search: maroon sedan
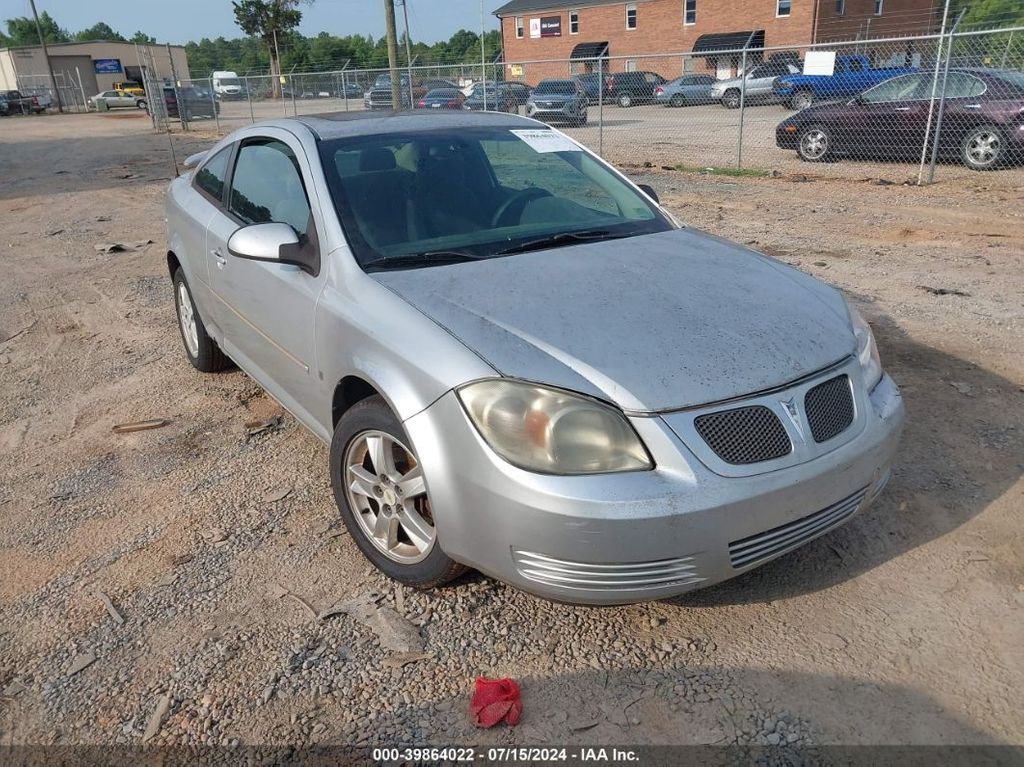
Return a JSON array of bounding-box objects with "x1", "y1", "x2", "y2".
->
[{"x1": 776, "y1": 68, "x2": 1024, "y2": 170}]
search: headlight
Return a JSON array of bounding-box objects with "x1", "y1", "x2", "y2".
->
[
  {"x1": 846, "y1": 301, "x2": 883, "y2": 390},
  {"x1": 457, "y1": 380, "x2": 652, "y2": 475}
]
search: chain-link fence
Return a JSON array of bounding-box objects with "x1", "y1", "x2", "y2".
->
[
  {"x1": 14, "y1": 72, "x2": 91, "y2": 113},
  {"x1": 160, "y1": 25, "x2": 1023, "y2": 183}
]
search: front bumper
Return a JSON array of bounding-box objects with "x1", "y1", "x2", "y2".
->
[
  {"x1": 527, "y1": 102, "x2": 578, "y2": 120},
  {"x1": 404, "y1": 372, "x2": 904, "y2": 605}
]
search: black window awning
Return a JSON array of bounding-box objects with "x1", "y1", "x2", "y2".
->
[
  {"x1": 570, "y1": 41, "x2": 609, "y2": 59},
  {"x1": 692, "y1": 30, "x2": 764, "y2": 55}
]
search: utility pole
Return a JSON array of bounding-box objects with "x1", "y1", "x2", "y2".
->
[
  {"x1": 480, "y1": 0, "x2": 487, "y2": 110},
  {"x1": 399, "y1": 0, "x2": 415, "y2": 109},
  {"x1": 28, "y1": 0, "x2": 63, "y2": 113},
  {"x1": 384, "y1": 0, "x2": 402, "y2": 109}
]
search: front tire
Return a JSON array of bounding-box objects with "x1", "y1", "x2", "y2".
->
[
  {"x1": 617, "y1": 92, "x2": 632, "y2": 108},
  {"x1": 172, "y1": 269, "x2": 229, "y2": 372},
  {"x1": 798, "y1": 125, "x2": 833, "y2": 162},
  {"x1": 790, "y1": 90, "x2": 813, "y2": 111},
  {"x1": 330, "y1": 396, "x2": 466, "y2": 589},
  {"x1": 669, "y1": 94, "x2": 684, "y2": 107},
  {"x1": 961, "y1": 125, "x2": 1005, "y2": 171},
  {"x1": 722, "y1": 89, "x2": 741, "y2": 109}
]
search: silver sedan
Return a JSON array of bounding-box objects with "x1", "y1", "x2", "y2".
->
[{"x1": 165, "y1": 111, "x2": 904, "y2": 604}]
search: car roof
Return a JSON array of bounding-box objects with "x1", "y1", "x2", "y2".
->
[{"x1": 291, "y1": 110, "x2": 539, "y2": 140}]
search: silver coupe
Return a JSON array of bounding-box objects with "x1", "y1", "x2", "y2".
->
[{"x1": 165, "y1": 111, "x2": 904, "y2": 604}]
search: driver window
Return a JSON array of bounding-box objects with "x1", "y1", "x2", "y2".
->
[
  {"x1": 862, "y1": 74, "x2": 926, "y2": 103},
  {"x1": 229, "y1": 138, "x2": 311, "y2": 236}
]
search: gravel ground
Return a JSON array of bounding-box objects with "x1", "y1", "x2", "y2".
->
[{"x1": 0, "y1": 111, "x2": 1022, "y2": 750}]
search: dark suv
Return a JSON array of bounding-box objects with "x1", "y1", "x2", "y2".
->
[{"x1": 608, "y1": 71, "x2": 666, "y2": 107}]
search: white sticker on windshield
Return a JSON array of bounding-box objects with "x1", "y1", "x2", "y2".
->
[{"x1": 510, "y1": 129, "x2": 582, "y2": 154}]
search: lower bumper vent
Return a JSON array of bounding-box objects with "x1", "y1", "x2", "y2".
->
[
  {"x1": 512, "y1": 550, "x2": 704, "y2": 592},
  {"x1": 728, "y1": 486, "x2": 868, "y2": 569}
]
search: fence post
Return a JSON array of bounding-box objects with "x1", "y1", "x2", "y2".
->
[
  {"x1": 927, "y1": 11, "x2": 966, "y2": 184},
  {"x1": 597, "y1": 56, "x2": 604, "y2": 157},
  {"x1": 342, "y1": 67, "x2": 350, "y2": 111},
  {"x1": 246, "y1": 76, "x2": 255, "y2": 123},
  {"x1": 210, "y1": 77, "x2": 221, "y2": 132},
  {"x1": 166, "y1": 43, "x2": 187, "y2": 132},
  {"x1": 1000, "y1": 30, "x2": 1014, "y2": 68},
  {"x1": 736, "y1": 31, "x2": 756, "y2": 169},
  {"x1": 917, "y1": 0, "x2": 951, "y2": 185}
]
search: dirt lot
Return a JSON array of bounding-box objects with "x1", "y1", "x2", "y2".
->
[{"x1": 0, "y1": 111, "x2": 1022, "y2": 749}]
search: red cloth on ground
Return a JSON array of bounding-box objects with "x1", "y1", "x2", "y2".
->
[{"x1": 469, "y1": 677, "x2": 522, "y2": 727}]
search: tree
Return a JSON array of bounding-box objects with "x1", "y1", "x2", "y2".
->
[
  {"x1": 232, "y1": 0, "x2": 307, "y2": 96},
  {"x1": 4, "y1": 11, "x2": 69, "y2": 46},
  {"x1": 73, "y1": 22, "x2": 126, "y2": 42},
  {"x1": 130, "y1": 31, "x2": 157, "y2": 44}
]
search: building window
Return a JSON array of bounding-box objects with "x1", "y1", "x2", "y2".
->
[
  {"x1": 625, "y1": 59, "x2": 637, "y2": 71},
  {"x1": 684, "y1": 0, "x2": 696, "y2": 25},
  {"x1": 570, "y1": 9, "x2": 579, "y2": 34},
  {"x1": 874, "y1": 0, "x2": 883, "y2": 14},
  {"x1": 625, "y1": 3, "x2": 637, "y2": 30},
  {"x1": 835, "y1": 0, "x2": 845, "y2": 14},
  {"x1": 515, "y1": 16, "x2": 524, "y2": 38},
  {"x1": 776, "y1": 0, "x2": 791, "y2": 17}
]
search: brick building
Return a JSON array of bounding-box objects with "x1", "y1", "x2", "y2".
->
[{"x1": 494, "y1": 0, "x2": 939, "y2": 81}]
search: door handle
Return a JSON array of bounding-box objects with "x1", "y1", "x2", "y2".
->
[
  {"x1": 211, "y1": 248, "x2": 226, "y2": 268},
  {"x1": 893, "y1": 107, "x2": 912, "y2": 112},
  {"x1": 964, "y1": 103, "x2": 981, "y2": 109}
]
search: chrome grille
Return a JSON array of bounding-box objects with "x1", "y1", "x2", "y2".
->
[
  {"x1": 694, "y1": 406, "x2": 791, "y2": 465},
  {"x1": 512, "y1": 550, "x2": 704, "y2": 592},
  {"x1": 804, "y1": 375, "x2": 855, "y2": 443},
  {"x1": 728, "y1": 486, "x2": 868, "y2": 569}
]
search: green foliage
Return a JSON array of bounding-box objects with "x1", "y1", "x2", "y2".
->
[
  {"x1": 950, "y1": 0, "x2": 1024, "y2": 29},
  {"x1": 4, "y1": 11, "x2": 69, "y2": 46},
  {"x1": 130, "y1": 31, "x2": 157, "y2": 44},
  {"x1": 73, "y1": 22, "x2": 126, "y2": 42}
]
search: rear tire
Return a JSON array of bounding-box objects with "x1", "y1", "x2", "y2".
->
[
  {"x1": 330, "y1": 395, "x2": 466, "y2": 589},
  {"x1": 669, "y1": 94, "x2": 684, "y2": 107},
  {"x1": 961, "y1": 124, "x2": 1005, "y2": 171},
  {"x1": 617, "y1": 92, "x2": 632, "y2": 108},
  {"x1": 172, "y1": 269, "x2": 229, "y2": 372},
  {"x1": 722, "y1": 89, "x2": 741, "y2": 109}
]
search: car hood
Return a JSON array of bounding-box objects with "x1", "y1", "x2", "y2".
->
[
  {"x1": 373, "y1": 229, "x2": 854, "y2": 413},
  {"x1": 530, "y1": 93, "x2": 574, "y2": 102}
]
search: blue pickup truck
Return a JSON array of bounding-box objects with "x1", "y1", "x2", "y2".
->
[{"x1": 772, "y1": 54, "x2": 917, "y2": 110}]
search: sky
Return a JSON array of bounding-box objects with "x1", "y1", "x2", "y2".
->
[{"x1": 0, "y1": 0, "x2": 501, "y2": 46}]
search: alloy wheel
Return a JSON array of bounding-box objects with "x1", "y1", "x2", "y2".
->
[
  {"x1": 343, "y1": 429, "x2": 435, "y2": 564},
  {"x1": 792, "y1": 91, "x2": 812, "y2": 111},
  {"x1": 964, "y1": 128, "x2": 1001, "y2": 169},
  {"x1": 176, "y1": 282, "x2": 199, "y2": 358},
  {"x1": 800, "y1": 128, "x2": 829, "y2": 161}
]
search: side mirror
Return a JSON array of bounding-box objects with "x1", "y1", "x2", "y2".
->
[
  {"x1": 227, "y1": 222, "x2": 299, "y2": 263},
  {"x1": 637, "y1": 183, "x2": 660, "y2": 204}
]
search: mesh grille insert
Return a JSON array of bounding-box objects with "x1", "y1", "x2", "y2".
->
[
  {"x1": 694, "y1": 406, "x2": 791, "y2": 465},
  {"x1": 804, "y1": 375, "x2": 855, "y2": 443}
]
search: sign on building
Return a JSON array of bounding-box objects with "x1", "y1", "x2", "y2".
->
[
  {"x1": 529, "y1": 18, "x2": 541, "y2": 38},
  {"x1": 93, "y1": 58, "x2": 123, "y2": 74},
  {"x1": 540, "y1": 16, "x2": 562, "y2": 37}
]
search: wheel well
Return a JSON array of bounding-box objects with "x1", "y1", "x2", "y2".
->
[
  {"x1": 332, "y1": 376, "x2": 381, "y2": 427},
  {"x1": 167, "y1": 251, "x2": 181, "y2": 280}
]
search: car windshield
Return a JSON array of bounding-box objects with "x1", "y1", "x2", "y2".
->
[
  {"x1": 319, "y1": 126, "x2": 673, "y2": 269},
  {"x1": 535, "y1": 81, "x2": 575, "y2": 94},
  {"x1": 426, "y1": 89, "x2": 460, "y2": 98}
]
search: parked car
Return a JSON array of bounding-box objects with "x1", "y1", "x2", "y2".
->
[
  {"x1": 526, "y1": 79, "x2": 588, "y2": 125},
  {"x1": 608, "y1": 71, "x2": 666, "y2": 107},
  {"x1": 0, "y1": 93, "x2": 9, "y2": 116},
  {"x1": 463, "y1": 83, "x2": 518, "y2": 113},
  {"x1": 773, "y1": 53, "x2": 918, "y2": 111},
  {"x1": 418, "y1": 88, "x2": 465, "y2": 109},
  {"x1": 571, "y1": 73, "x2": 605, "y2": 104},
  {"x1": 776, "y1": 68, "x2": 1024, "y2": 170},
  {"x1": 500, "y1": 81, "x2": 533, "y2": 107},
  {"x1": 113, "y1": 80, "x2": 145, "y2": 97},
  {"x1": 0, "y1": 89, "x2": 45, "y2": 114},
  {"x1": 166, "y1": 111, "x2": 903, "y2": 604},
  {"x1": 163, "y1": 86, "x2": 219, "y2": 120},
  {"x1": 655, "y1": 74, "x2": 716, "y2": 107},
  {"x1": 367, "y1": 73, "x2": 426, "y2": 110},
  {"x1": 90, "y1": 89, "x2": 147, "y2": 110},
  {"x1": 711, "y1": 61, "x2": 802, "y2": 108},
  {"x1": 421, "y1": 79, "x2": 460, "y2": 92},
  {"x1": 337, "y1": 81, "x2": 364, "y2": 99}
]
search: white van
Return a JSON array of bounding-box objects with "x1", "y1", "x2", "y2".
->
[{"x1": 211, "y1": 71, "x2": 244, "y2": 100}]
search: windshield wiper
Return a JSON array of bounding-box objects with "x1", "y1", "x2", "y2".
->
[
  {"x1": 361, "y1": 251, "x2": 486, "y2": 271},
  {"x1": 496, "y1": 229, "x2": 635, "y2": 256}
]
